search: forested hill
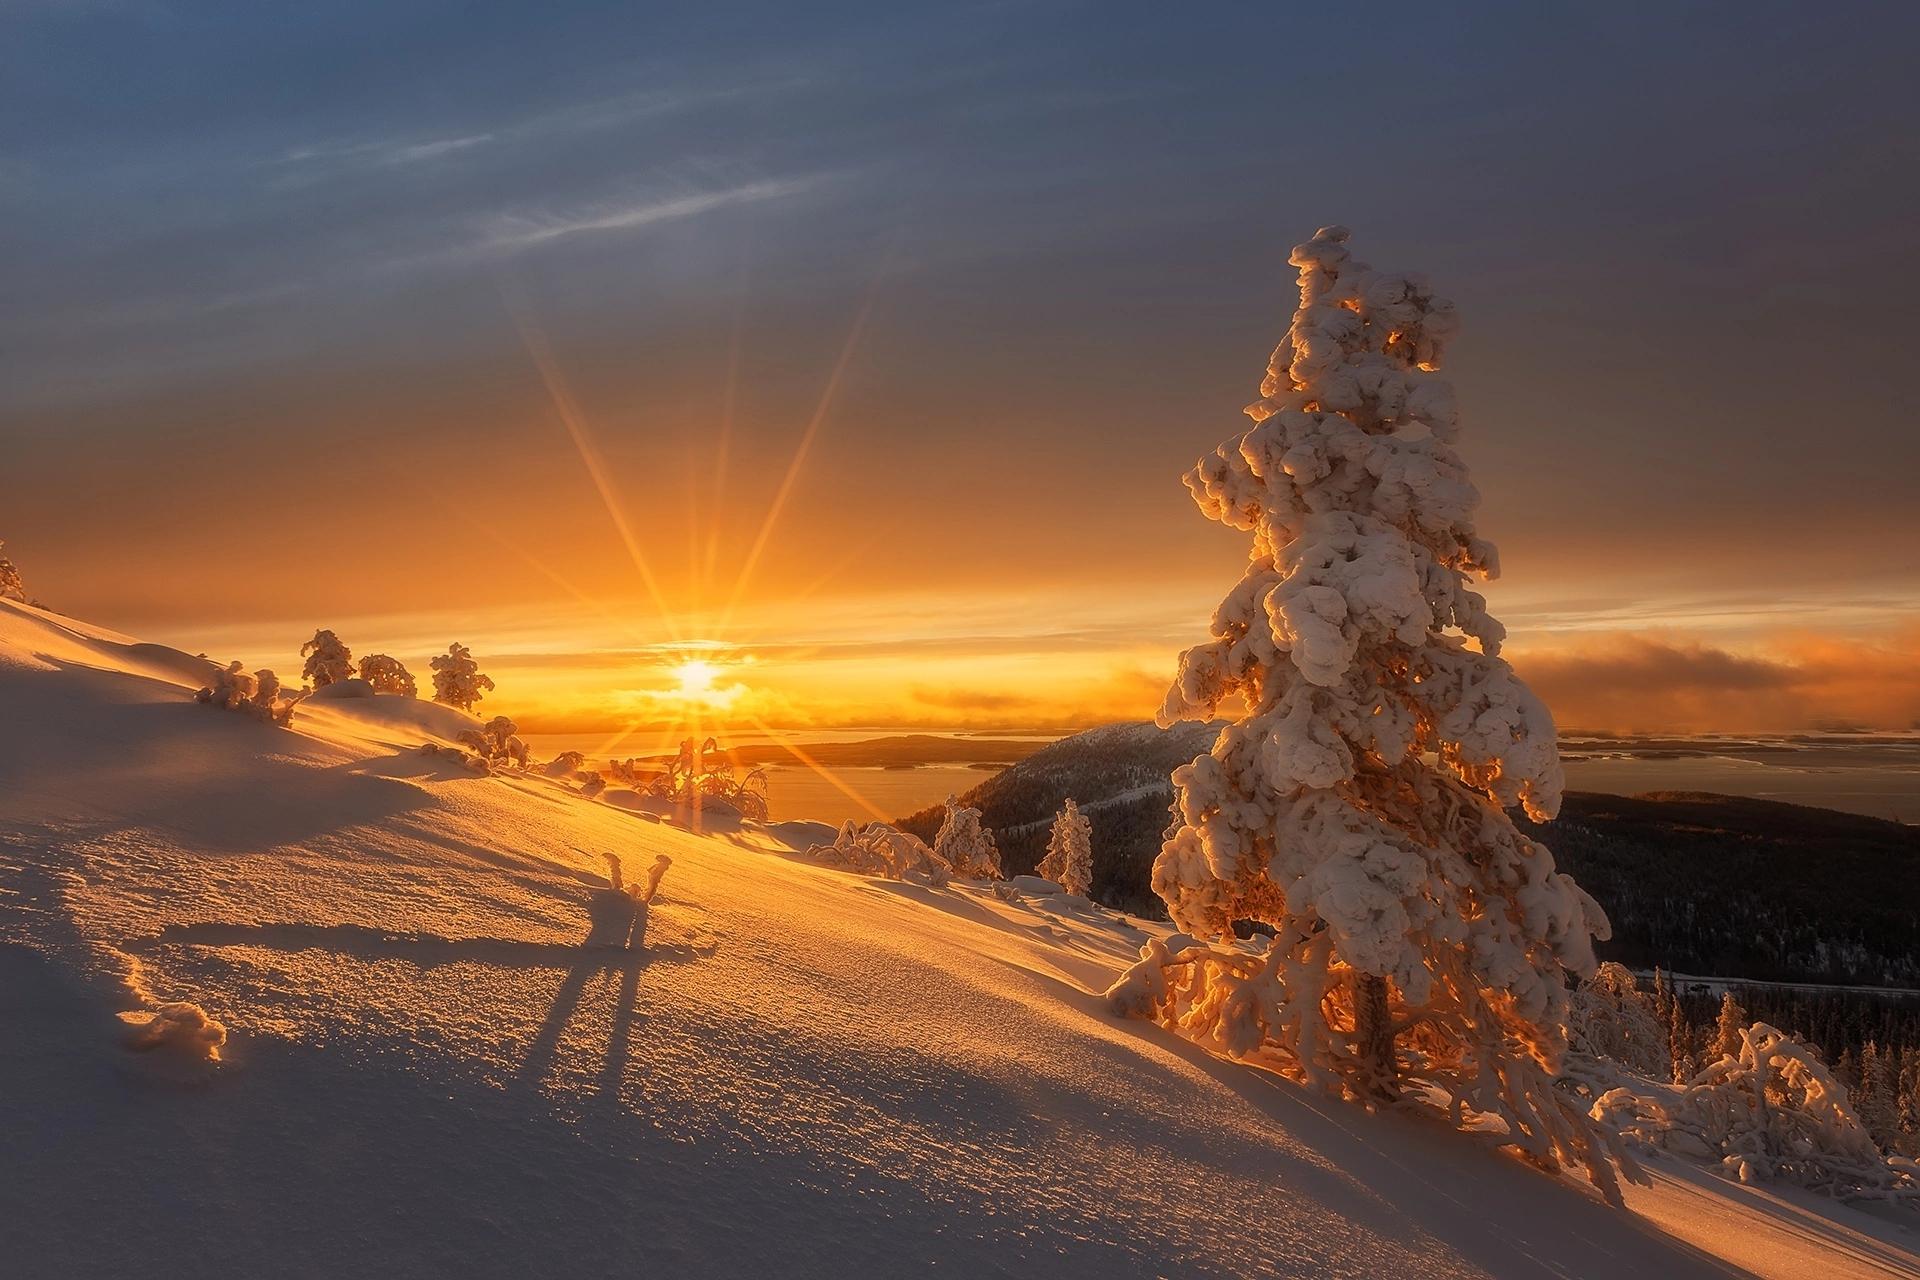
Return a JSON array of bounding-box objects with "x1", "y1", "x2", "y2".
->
[
  {"x1": 1523, "y1": 791, "x2": 1920, "y2": 987},
  {"x1": 902, "y1": 726, "x2": 1920, "y2": 987}
]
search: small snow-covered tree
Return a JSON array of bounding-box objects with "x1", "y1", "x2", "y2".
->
[
  {"x1": 1711, "y1": 992, "x2": 1747, "y2": 1062},
  {"x1": 357, "y1": 653, "x2": 417, "y2": 696},
  {"x1": 1567, "y1": 963, "x2": 1669, "y2": 1081},
  {"x1": 458, "y1": 714, "x2": 529, "y2": 768},
  {"x1": 1037, "y1": 798, "x2": 1094, "y2": 897},
  {"x1": 1113, "y1": 226, "x2": 1624, "y2": 1196},
  {"x1": 431, "y1": 642, "x2": 494, "y2": 712},
  {"x1": 934, "y1": 794, "x2": 1001, "y2": 879},
  {"x1": 300, "y1": 629, "x2": 354, "y2": 688},
  {"x1": 196, "y1": 662, "x2": 302, "y2": 726},
  {"x1": 0, "y1": 540, "x2": 26, "y2": 602},
  {"x1": 1668, "y1": 998, "x2": 1696, "y2": 1085},
  {"x1": 1859, "y1": 1043, "x2": 1901, "y2": 1152}
]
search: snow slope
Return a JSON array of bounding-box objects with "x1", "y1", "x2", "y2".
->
[{"x1": 2, "y1": 597, "x2": 1915, "y2": 1279}]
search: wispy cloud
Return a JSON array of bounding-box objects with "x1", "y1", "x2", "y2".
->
[
  {"x1": 480, "y1": 177, "x2": 817, "y2": 250},
  {"x1": 278, "y1": 132, "x2": 497, "y2": 172}
]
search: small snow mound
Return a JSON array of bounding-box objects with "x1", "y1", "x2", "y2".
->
[
  {"x1": 309, "y1": 678, "x2": 376, "y2": 700},
  {"x1": 120, "y1": 1002, "x2": 227, "y2": 1062},
  {"x1": 1010, "y1": 875, "x2": 1063, "y2": 896}
]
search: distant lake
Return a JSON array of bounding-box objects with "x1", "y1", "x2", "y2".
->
[{"x1": 525, "y1": 730, "x2": 1920, "y2": 826}]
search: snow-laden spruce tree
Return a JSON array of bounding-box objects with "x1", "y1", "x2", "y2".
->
[
  {"x1": 358, "y1": 653, "x2": 417, "y2": 697},
  {"x1": 300, "y1": 629, "x2": 354, "y2": 688},
  {"x1": 934, "y1": 794, "x2": 1002, "y2": 880},
  {"x1": 0, "y1": 541, "x2": 26, "y2": 603},
  {"x1": 1037, "y1": 798, "x2": 1094, "y2": 897},
  {"x1": 1111, "y1": 226, "x2": 1625, "y2": 1194},
  {"x1": 431, "y1": 642, "x2": 494, "y2": 712}
]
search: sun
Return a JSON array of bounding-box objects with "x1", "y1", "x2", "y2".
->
[{"x1": 672, "y1": 658, "x2": 720, "y2": 701}]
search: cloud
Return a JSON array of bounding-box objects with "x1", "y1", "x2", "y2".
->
[
  {"x1": 1512, "y1": 628, "x2": 1920, "y2": 733},
  {"x1": 279, "y1": 133, "x2": 496, "y2": 170},
  {"x1": 480, "y1": 177, "x2": 816, "y2": 250}
]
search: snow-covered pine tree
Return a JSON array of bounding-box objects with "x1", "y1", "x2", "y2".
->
[
  {"x1": 300, "y1": 629, "x2": 354, "y2": 688},
  {"x1": 431, "y1": 642, "x2": 495, "y2": 712},
  {"x1": 934, "y1": 795, "x2": 1002, "y2": 880},
  {"x1": 1712, "y1": 992, "x2": 1748, "y2": 1062},
  {"x1": 1114, "y1": 225, "x2": 1625, "y2": 1195},
  {"x1": 358, "y1": 653, "x2": 417, "y2": 697},
  {"x1": 0, "y1": 541, "x2": 26, "y2": 602},
  {"x1": 1859, "y1": 1043, "x2": 1900, "y2": 1152},
  {"x1": 1669, "y1": 997, "x2": 1696, "y2": 1084},
  {"x1": 1037, "y1": 798, "x2": 1093, "y2": 897}
]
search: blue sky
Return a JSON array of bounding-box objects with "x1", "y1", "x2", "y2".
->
[{"x1": 3, "y1": 1, "x2": 1918, "y2": 731}]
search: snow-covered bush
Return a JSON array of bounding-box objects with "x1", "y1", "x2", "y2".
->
[
  {"x1": 545, "y1": 750, "x2": 588, "y2": 778},
  {"x1": 299, "y1": 629, "x2": 354, "y2": 688},
  {"x1": 196, "y1": 661, "x2": 303, "y2": 726},
  {"x1": 1594, "y1": 1023, "x2": 1919, "y2": 1201},
  {"x1": 647, "y1": 736, "x2": 769, "y2": 821},
  {"x1": 807, "y1": 820, "x2": 951, "y2": 885},
  {"x1": 934, "y1": 794, "x2": 1001, "y2": 880},
  {"x1": 0, "y1": 540, "x2": 26, "y2": 602},
  {"x1": 1037, "y1": 798, "x2": 1093, "y2": 897},
  {"x1": 457, "y1": 715, "x2": 530, "y2": 768},
  {"x1": 1117, "y1": 226, "x2": 1625, "y2": 1198},
  {"x1": 1568, "y1": 963, "x2": 1671, "y2": 1081},
  {"x1": 431, "y1": 642, "x2": 495, "y2": 712},
  {"x1": 357, "y1": 653, "x2": 417, "y2": 696}
]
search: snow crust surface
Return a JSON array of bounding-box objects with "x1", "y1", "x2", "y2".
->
[{"x1": 1, "y1": 597, "x2": 1914, "y2": 1278}]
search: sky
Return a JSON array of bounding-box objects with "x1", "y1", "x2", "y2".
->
[{"x1": 4, "y1": 1, "x2": 1919, "y2": 740}]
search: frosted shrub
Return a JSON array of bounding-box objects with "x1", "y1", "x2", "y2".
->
[
  {"x1": 934, "y1": 795, "x2": 1001, "y2": 880},
  {"x1": 458, "y1": 715, "x2": 530, "y2": 768},
  {"x1": 546, "y1": 750, "x2": 587, "y2": 778},
  {"x1": 1594, "y1": 1023, "x2": 1920, "y2": 1201},
  {"x1": 431, "y1": 642, "x2": 495, "y2": 712},
  {"x1": 196, "y1": 661, "x2": 303, "y2": 726},
  {"x1": 1113, "y1": 227, "x2": 1626, "y2": 1198},
  {"x1": 1037, "y1": 798, "x2": 1094, "y2": 897},
  {"x1": 1567, "y1": 963, "x2": 1670, "y2": 1081},
  {"x1": 0, "y1": 540, "x2": 26, "y2": 602},
  {"x1": 357, "y1": 653, "x2": 417, "y2": 696},
  {"x1": 647, "y1": 736, "x2": 769, "y2": 822},
  {"x1": 299, "y1": 629, "x2": 354, "y2": 688},
  {"x1": 807, "y1": 820, "x2": 951, "y2": 885}
]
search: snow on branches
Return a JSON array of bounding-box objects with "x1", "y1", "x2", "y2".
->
[
  {"x1": 431, "y1": 642, "x2": 495, "y2": 712},
  {"x1": 0, "y1": 540, "x2": 26, "y2": 603},
  {"x1": 1037, "y1": 798, "x2": 1093, "y2": 897},
  {"x1": 934, "y1": 794, "x2": 1001, "y2": 880},
  {"x1": 457, "y1": 715, "x2": 530, "y2": 769},
  {"x1": 807, "y1": 821, "x2": 952, "y2": 885},
  {"x1": 195, "y1": 661, "x2": 304, "y2": 727},
  {"x1": 1594, "y1": 1023, "x2": 1920, "y2": 1202},
  {"x1": 357, "y1": 653, "x2": 417, "y2": 696},
  {"x1": 300, "y1": 629, "x2": 354, "y2": 688},
  {"x1": 1124, "y1": 226, "x2": 1621, "y2": 1195}
]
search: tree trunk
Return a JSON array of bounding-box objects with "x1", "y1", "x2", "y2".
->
[{"x1": 1354, "y1": 974, "x2": 1399, "y2": 1102}]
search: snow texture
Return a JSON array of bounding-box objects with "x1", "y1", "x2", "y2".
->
[{"x1": 0, "y1": 596, "x2": 1911, "y2": 1280}]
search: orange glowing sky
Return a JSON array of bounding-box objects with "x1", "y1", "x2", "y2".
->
[{"x1": 5, "y1": 6, "x2": 1918, "y2": 739}]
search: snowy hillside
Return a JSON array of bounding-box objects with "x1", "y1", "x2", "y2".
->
[{"x1": 2, "y1": 597, "x2": 1915, "y2": 1279}]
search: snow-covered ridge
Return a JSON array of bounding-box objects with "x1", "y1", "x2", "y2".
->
[{"x1": 0, "y1": 596, "x2": 1913, "y2": 1278}]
